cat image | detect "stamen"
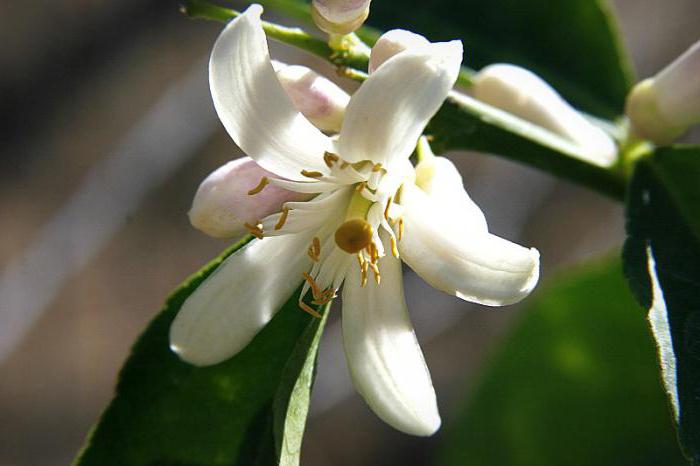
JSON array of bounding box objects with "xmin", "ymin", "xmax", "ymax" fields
[
  {"xmin": 355, "ymin": 181, "xmax": 366, "ymax": 192},
  {"xmin": 244, "ymin": 221, "xmax": 264, "ymax": 239},
  {"xmin": 247, "ymin": 176, "xmax": 269, "ymax": 195},
  {"xmin": 340, "ymin": 161, "xmax": 350, "ymax": 169},
  {"xmin": 274, "ymin": 207, "xmax": 289, "ymax": 230},
  {"xmin": 312, "ymin": 288, "xmax": 336, "ymax": 305},
  {"xmin": 313, "ymin": 236, "xmax": 321, "ymax": 257},
  {"xmin": 366, "ymin": 241, "xmax": 379, "ymax": 264},
  {"xmin": 394, "ymin": 184, "xmax": 404, "ymax": 203},
  {"xmin": 384, "ymin": 196, "xmax": 393, "ymax": 222},
  {"xmin": 390, "ymin": 236, "xmax": 399, "ymax": 258},
  {"xmin": 299, "ymin": 301, "xmax": 322, "ymax": 318},
  {"xmin": 372, "ymin": 163, "xmax": 383, "ymax": 172},
  {"xmin": 398, "ymin": 218, "xmax": 404, "ymax": 241},
  {"xmin": 323, "ymin": 151, "xmax": 339, "ymax": 168},
  {"xmin": 370, "ymin": 262, "xmax": 381, "ymax": 285},
  {"xmin": 302, "ymin": 271, "xmax": 322, "ymax": 300},
  {"xmin": 360, "ymin": 265, "xmax": 368, "ymax": 287},
  {"xmin": 301, "ymin": 169, "xmax": 324, "ymax": 179}
]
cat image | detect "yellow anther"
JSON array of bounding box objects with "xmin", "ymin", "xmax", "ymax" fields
[
  {"xmin": 299, "ymin": 301, "xmax": 322, "ymax": 318},
  {"xmin": 302, "ymin": 271, "xmax": 322, "ymax": 300},
  {"xmin": 390, "ymin": 236, "xmax": 399, "ymax": 258},
  {"xmin": 247, "ymin": 176, "xmax": 269, "ymax": 195},
  {"xmin": 335, "ymin": 218, "xmax": 373, "ymax": 254},
  {"xmin": 398, "ymin": 218, "xmax": 404, "ymax": 241},
  {"xmin": 372, "ymin": 163, "xmax": 383, "ymax": 172},
  {"xmin": 360, "ymin": 266, "xmax": 368, "ymax": 287},
  {"xmin": 301, "ymin": 169, "xmax": 324, "ymax": 179},
  {"xmin": 274, "ymin": 207, "xmax": 289, "ymax": 230},
  {"xmin": 370, "ymin": 262, "xmax": 381, "ymax": 285},
  {"xmin": 355, "ymin": 181, "xmax": 366, "ymax": 192},
  {"xmin": 384, "ymin": 196, "xmax": 392, "ymax": 222},
  {"xmin": 323, "ymin": 151, "xmax": 339, "ymax": 168},
  {"xmin": 244, "ymin": 222, "xmax": 264, "ymax": 239},
  {"xmin": 306, "ymin": 236, "xmax": 321, "ymax": 262},
  {"xmin": 366, "ymin": 241, "xmax": 379, "ymax": 264}
]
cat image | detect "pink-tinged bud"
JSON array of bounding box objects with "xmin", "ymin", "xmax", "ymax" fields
[
  {"xmin": 189, "ymin": 157, "xmax": 310, "ymax": 239},
  {"xmin": 311, "ymin": 0, "xmax": 371, "ymax": 35},
  {"xmin": 626, "ymin": 40, "xmax": 700, "ymax": 144},
  {"xmin": 472, "ymin": 64, "xmax": 618, "ymax": 167},
  {"xmin": 274, "ymin": 62, "xmax": 350, "ymax": 132},
  {"xmin": 369, "ymin": 29, "xmax": 429, "ymax": 73}
]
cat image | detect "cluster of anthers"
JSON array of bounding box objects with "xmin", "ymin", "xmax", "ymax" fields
[{"xmin": 243, "ymin": 150, "xmax": 408, "ymax": 318}]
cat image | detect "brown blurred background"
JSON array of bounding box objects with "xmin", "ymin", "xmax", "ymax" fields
[{"xmin": 0, "ymin": 1, "xmax": 698, "ymax": 465}]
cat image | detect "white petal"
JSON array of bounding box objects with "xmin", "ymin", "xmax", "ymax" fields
[
  {"xmin": 337, "ymin": 40, "xmax": 462, "ymax": 168},
  {"xmin": 189, "ymin": 157, "xmax": 310, "ymax": 239},
  {"xmin": 209, "ymin": 5, "xmax": 330, "ymax": 180},
  {"xmin": 399, "ymin": 184, "xmax": 539, "ymax": 306},
  {"xmin": 369, "ymin": 29, "xmax": 430, "ymax": 73},
  {"xmin": 414, "ymin": 155, "xmax": 487, "ymax": 232},
  {"xmin": 170, "ymin": 231, "xmax": 313, "ymax": 366},
  {"xmin": 342, "ymin": 241, "xmax": 441, "ymax": 436},
  {"xmin": 472, "ymin": 64, "xmax": 617, "ymax": 167}
]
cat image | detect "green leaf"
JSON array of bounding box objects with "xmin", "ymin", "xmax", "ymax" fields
[
  {"xmin": 438, "ymin": 258, "xmax": 685, "ymax": 466},
  {"xmin": 623, "ymin": 145, "xmax": 700, "ymax": 465},
  {"xmin": 369, "ymin": 0, "xmax": 633, "ymax": 117},
  {"xmin": 73, "ymin": 236, "xmax": 328, "ymax": 466}
]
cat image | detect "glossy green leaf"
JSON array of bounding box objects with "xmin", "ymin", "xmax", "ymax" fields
[
  {"xmin": 73, "ymin": 236, "xmax": 328, "ymax": 466},
  {"xmin": 438, "ymin": 258, "xmax": 685, "ymax": 466},
  {"xmin": 623, "ymin": 145, "xmax": 700, "ymax": 465}
]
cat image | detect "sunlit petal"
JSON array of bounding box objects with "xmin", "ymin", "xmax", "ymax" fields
[
  {"xmin": 210, "ymin": 5, "xmax": 330, "ymax": 180},
  {"xmin": 342, "ymin": 240, "xmax": 441, "ymax": 436}
]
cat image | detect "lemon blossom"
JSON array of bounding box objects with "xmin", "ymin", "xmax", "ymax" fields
[{"xmin": 170, "ymin": 4, "xmax": 540, "ymax": 436}]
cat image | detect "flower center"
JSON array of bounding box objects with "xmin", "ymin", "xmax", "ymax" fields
[
  {"xmin": 335, "ymin": 218, "xmax": 373, "ymax": 253},
  {"xmin": 334, "ymin": 188, "xmax": 374, "ymax": 253}
]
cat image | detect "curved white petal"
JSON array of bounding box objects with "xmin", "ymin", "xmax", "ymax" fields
[
  {"xmin": 414, "ymin": 155, "xmax": 487, "ymax": 232},
  {"xmin": 337, "ymin": 40, "xmax": 462, "ymax": 168},
  {"xmin": 210, "ymin": 5, "xmax": 330, "ymax": 180},
  {"xmin": 399, "ymin": 184, "xmax": 539, "ymax": 306},
  {"xmin": 342, "ymin": 241, "xmax": 441, "ymax": 436},
  {"xmin": 170, "ymin": 231, "xmax": 314, "ymax": 366}
]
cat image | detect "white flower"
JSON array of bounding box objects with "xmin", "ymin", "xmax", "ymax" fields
[
  {"xmin": 626, "ymin": 40, "xmax": 700, "ymax": 144},
  {"xmin": 311, "ymin": 0, "xmax": 371, "ymax": 35},
  {"xmin": 369, "ymin": 29, "xmax": 429, "ymax": 73},
  {"xmin": 472, "ymin": 64, "xmax": 618, "ymax": 167},
  {"xmin": 170, "ymin": 5, "xmax": 540, "ymax": 436}
]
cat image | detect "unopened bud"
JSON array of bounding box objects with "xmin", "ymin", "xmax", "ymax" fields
[
  {"xmin": 626, "ymin": 40, "xmax": 700, "ymax": 144},
  {"xmin": 369, "ymin": 29, "xmax": 429, "ymax": 73},
  {"xmin": 274, "ymin": 62, "xmax": 350, "ymax": 132},
  {"xmin": 311, "ymin": 0, "xmax": 371, "ymax": 35},
  {"xmin": 189, "ymin": 157, "xmax": 309, "ymax": 239},
  {"xmin": 472, "ymin": 64, "xmax": 618, "ymax": 167}
]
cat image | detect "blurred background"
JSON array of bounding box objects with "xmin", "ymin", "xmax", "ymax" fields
[{"xmin": 1, "ymin": 1, "xmax": 699, "ymax": 465}]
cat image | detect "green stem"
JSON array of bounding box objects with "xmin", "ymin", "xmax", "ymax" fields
[{"xmin": 180, "ymin": 0, "xmax": 628, "ymax": 201}]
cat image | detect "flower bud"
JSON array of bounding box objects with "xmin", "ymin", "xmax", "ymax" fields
[
  {"xmin": 626, "ymin": 40, "xmax": 700, "ymax": 144},
  {"xmin": 369, "ymin": 29, "xmax": 429, "ymax": 73},
  {"xmin": 273, "ymin": 61, "xmax": 350, "ymax": 133},
  {"xmin": 311, "ymin": 0, "xmax": 371, "ymax": 35},
  {"xmin": 189, "ymin": 157, "xmax": 309, "ymax": 239},
  {"xmin": 472, "ymin": 64, "xmax": 617, "ymax": 167}
]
